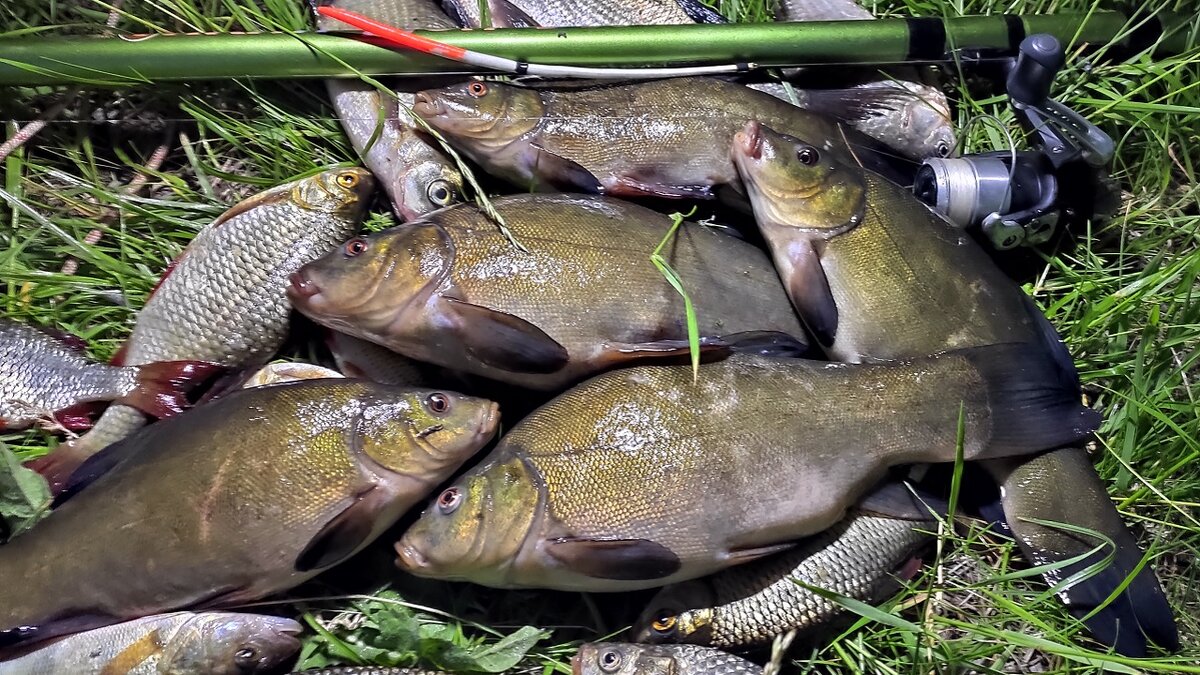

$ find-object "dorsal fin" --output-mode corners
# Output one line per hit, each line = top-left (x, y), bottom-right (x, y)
(212, 186), (292, 227)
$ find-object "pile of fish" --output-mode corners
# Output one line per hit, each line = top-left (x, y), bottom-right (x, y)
(0, 0), (1180, 673)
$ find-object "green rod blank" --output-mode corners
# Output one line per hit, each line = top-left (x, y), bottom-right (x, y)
(0, 11), (1192, 87)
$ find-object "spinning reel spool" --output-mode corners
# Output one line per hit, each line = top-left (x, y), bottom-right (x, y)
(913, 34), (1117, 250)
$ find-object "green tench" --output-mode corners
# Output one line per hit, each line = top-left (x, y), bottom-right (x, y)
(634, 482), (936, 647)
(318, 0), (464, 221)
(574, 643), (760, 675)
(410, 78), (910, 202)
(28, 168), (373, 493)
(0, 319), (219, 432)
(731, 120), (1178, 656)
(0, 612), (300, 674)
(0, 380), (498, 651)
(325, 330), (439, 387)
(396, 349), (1096, 591)
(288, 193), (808, 391)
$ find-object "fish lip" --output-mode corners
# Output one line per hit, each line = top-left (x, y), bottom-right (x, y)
(413, 91), (442, 118)
(395, 540), (429, 571)
(735, 120), (764, 160)
(287, 271), (320, 300)
(478, 402), (501, 439)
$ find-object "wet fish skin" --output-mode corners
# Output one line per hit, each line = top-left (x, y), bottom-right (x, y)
(289, 193), (807, 391)
(574, 643), (760, 675)
(325, 329), (437, 387)
(319, 0), (464, 222)
(634, 490), (934, 647)
(27, 168), (373, 491)
(0, 380), (499, 650)
(0, 612), (301, 675)
(411, 78), (910, 201)
(395, 349), (1095, 591)
(732, 121), (1179, 656)
(0, 320), (219, 432)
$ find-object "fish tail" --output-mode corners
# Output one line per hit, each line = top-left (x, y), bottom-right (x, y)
(959, 342), (1100, 460)
(23, 441), (90, 497)
(119, 360), (226, 419)
(983, 449), (1179, 657)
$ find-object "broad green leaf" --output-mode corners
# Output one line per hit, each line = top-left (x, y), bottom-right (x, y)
(0, 443), (51, 541)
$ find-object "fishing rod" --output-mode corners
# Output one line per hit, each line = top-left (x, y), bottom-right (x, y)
(0, 10), (1192, 87)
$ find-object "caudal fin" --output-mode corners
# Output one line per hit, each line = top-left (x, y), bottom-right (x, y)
(118, 360), (225, 419)
(959, 343), (1100, 460)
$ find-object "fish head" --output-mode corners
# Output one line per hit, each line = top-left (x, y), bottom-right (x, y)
(294, 167), (376, 219)
(413, 80), (545, 151)
(573, 643), (676, 675)
(162, 613), (302, 675)
(288, 223), (453, 339)
(634, 580), (716, 644)
(396, 158), (465, 221)
(357, 387), (500, 486)
(732, 121), (866, 231)
(395, 451), (539, 585)
(908, 98), (957, 160)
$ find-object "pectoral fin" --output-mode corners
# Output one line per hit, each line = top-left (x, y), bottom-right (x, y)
(445, 298), (570, 374)
(295, 488), (383, 572)
(597, 337), (731, 368)
(784, 240), (838, 347)
(722, 330), (813, 358)
(530, 143), (604, 193)
(608, 175), (715, 200)
(546, 537), (681, 581)
(726, 541), (798, 565)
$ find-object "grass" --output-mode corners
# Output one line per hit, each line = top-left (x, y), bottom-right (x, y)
(1, 0), (1198, 672)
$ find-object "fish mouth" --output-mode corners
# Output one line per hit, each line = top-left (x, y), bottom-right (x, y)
(734, 120), (764, 160)
(395, 540), (429, 572)
(413, 91), (443, 118)
(477, 402), (501, 440)
(287, 271), (320, 301)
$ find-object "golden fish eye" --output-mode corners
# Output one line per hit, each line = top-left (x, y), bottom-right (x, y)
(468, 81), (488, 98)
(427, 179), (455, 206)
(651, 615), (676, 632)
(336, 172), (360, 189)
(343, 237), (369, 257)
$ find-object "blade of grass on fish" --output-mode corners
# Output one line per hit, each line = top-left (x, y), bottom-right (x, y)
(790, 578), (925, 634)
(651, 210), (701, 382)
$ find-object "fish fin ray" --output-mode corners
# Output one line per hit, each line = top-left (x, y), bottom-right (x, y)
(784, 240), (838, 348)
(529, 143), (603, 193)
(721, 330), (813, 358)
(212, 187), (292, 227)
(725, 541), (797, 565)
(445, 298), (570, 374)
(597, 337), (731, 368)
(51, 402), (103, 431)
(117, 360), (226, 419)
(295, 488), (384, 572)
(608, 175), (715, 200)
(546, 537), (681, 581)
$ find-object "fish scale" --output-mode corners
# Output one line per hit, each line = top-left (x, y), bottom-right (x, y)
(575, 643), (761, 675)
(444, 0), (694, 27)
(44, 169), (371, 475)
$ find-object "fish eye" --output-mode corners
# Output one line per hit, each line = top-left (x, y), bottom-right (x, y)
(426, 392), (451, 414)
(651, 614), (677, 634)
(796, 146), (819, 166)
(468, 81), (488, 98)
(426, 179), (455, 207)
(343, 237), (369, 257)
(336, 172), (360, 189)
(437, 487), (462, 514)
(234, 647), (258, 668)
(936, 140), (952, 157)
(598, 648), (623, 673)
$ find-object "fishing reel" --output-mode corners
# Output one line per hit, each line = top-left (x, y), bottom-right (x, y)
(913, 34), (1117, 250)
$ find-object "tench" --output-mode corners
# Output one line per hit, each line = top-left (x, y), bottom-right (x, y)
(411, 78), (910, 203)
(325, 330), (438, 387)
(395, 349), (1096, 591)
(439, 0), (723, 27)
(732, 121), (1178, 656)
(0, 319), (219, 432)
(0, 380), (498, 650)
(27, 168), (372, 492)
(635, 482), (936, 647)
(289, 193), (808, 391)
(574, 643), (760, 675)
(318, 0), (464, 221)
(0, 612), (300, 674)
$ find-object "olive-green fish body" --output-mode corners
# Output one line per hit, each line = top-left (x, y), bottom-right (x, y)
(29, 169), (373, 489)
(0, 612), (301, 675)
(635, 507), (932, 647)
(575, 643), (760, 675)
(291, 193), (806, 390)
(397, 350), (1094, 591)
(0, 381), (498, 649)
(413, 78), (905, 201)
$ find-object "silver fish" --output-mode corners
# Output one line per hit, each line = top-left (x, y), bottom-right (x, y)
(0, 612), (300, 675)
(26, 168), (372, 493)
(440, 0), (712, 28)
(319, 0), (465, 221)
(0, 320), (218, 432)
